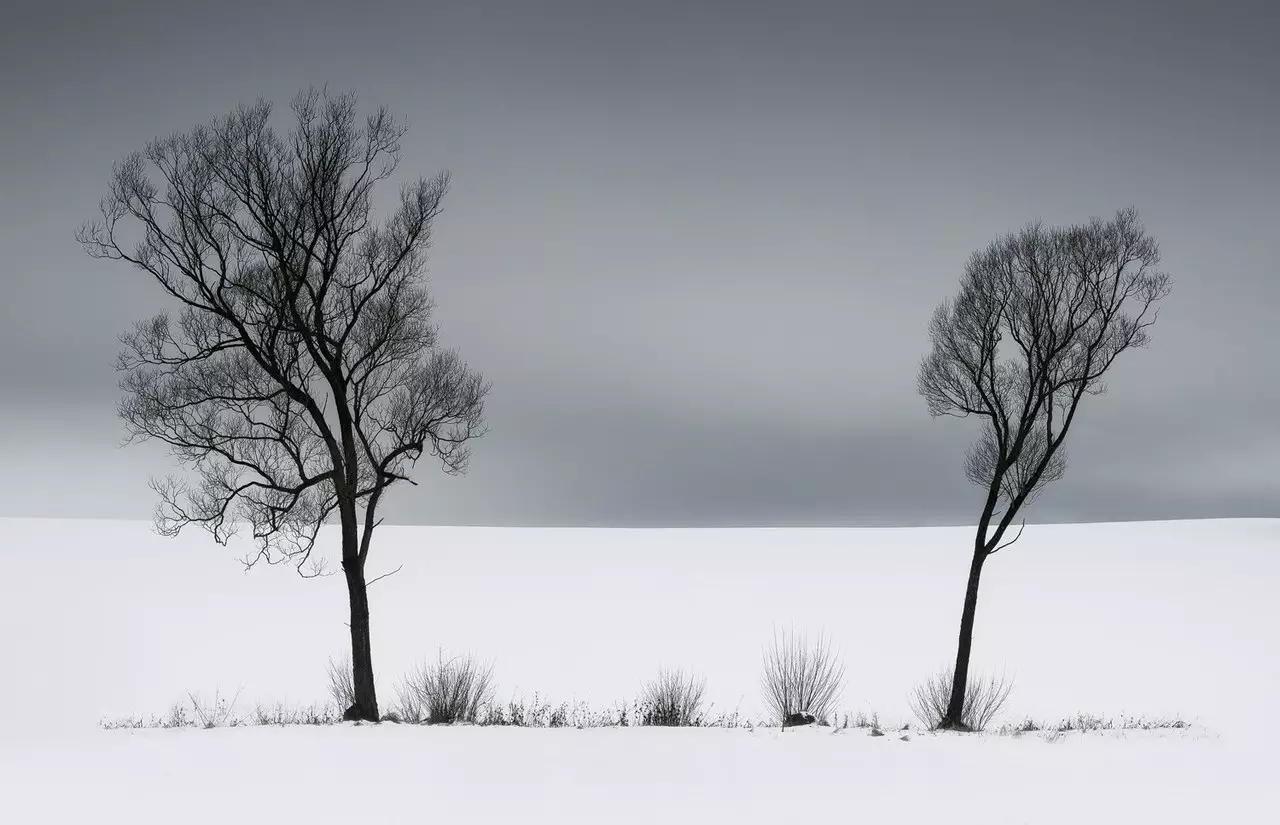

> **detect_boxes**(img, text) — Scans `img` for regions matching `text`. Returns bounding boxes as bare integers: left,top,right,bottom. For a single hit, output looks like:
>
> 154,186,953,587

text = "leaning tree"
918,208,1171,730
78,88,488,722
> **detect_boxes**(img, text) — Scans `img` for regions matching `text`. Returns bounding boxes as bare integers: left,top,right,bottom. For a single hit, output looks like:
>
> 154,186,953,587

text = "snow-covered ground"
1,517,1277,822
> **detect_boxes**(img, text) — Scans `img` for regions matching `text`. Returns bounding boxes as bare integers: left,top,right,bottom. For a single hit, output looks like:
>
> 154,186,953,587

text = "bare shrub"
761,628,846,725
703,706,755,730
251,701,289,726
639,669,707,726
909,667,1012,731
841,710,881,730
326,656,356,713
1004,717,1042,735
186,688,243,729
478,695,574,728
250,701,340,726
395,680,426,724
163,701,194,729
400,652,495,724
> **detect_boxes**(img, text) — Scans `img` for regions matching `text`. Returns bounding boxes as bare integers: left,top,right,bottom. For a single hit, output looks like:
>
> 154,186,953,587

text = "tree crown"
79,88,488,572
919,208,1171,545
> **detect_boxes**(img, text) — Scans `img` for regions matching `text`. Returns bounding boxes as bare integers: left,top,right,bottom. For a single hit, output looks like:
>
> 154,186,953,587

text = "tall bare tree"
918,208,1171,730
78,88,489,722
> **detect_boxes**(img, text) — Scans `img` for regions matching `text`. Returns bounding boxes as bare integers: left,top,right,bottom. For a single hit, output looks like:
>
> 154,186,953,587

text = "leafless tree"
918,208,1170,729
78,88,489,721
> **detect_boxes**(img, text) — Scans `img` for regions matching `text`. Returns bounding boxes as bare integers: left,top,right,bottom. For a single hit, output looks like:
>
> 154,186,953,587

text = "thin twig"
367,564,403,587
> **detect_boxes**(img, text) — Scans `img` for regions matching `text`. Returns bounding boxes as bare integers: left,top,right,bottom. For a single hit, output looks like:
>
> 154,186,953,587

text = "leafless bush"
326,656,356,712
250,701,340,726
163,701,194,729
1003,717,1042,735
99,699,201,730
761,628,846,725
840,710,881,730
639,669,707,726
702,707,756,729
478,695,584,727
479,695,570,727
187,688,243,729
909,668,1012,731
394,680,425,724
399,652,496,724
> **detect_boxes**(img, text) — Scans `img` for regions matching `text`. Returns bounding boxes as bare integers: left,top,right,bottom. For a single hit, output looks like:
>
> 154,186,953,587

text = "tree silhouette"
919,208,1170,730
79,88,488,721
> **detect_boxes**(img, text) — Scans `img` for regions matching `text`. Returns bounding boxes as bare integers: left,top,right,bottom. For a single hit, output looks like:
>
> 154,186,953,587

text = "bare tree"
78,88,489,722
918,208,1170,729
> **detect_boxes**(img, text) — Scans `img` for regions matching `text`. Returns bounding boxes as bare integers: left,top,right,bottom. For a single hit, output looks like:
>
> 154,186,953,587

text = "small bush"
702,704,755,729
908,667,1012,732
251,701,339,726
163,700,195,729
100,700,197,731
326,656,355,713
479,695,556,727
761,627,846,726
841,710,881,730
100,715,147,730
639,669,707,726
399,651,495,724
187,689,243,729
394,680,425,725
478,695,600,728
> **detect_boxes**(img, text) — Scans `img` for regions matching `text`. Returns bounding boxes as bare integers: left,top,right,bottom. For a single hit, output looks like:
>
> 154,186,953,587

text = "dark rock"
869,727,885,737
783,712,816,728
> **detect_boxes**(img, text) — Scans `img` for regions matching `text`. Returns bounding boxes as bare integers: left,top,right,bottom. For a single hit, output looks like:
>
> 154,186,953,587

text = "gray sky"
1,0,1277,527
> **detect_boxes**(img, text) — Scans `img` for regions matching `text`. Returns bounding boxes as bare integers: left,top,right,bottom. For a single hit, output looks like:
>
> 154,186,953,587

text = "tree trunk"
341,526,379,722
940,546,987,730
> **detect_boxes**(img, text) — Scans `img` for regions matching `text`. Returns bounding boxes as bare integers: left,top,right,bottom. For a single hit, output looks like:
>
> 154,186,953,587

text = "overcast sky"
1,0,1276,527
